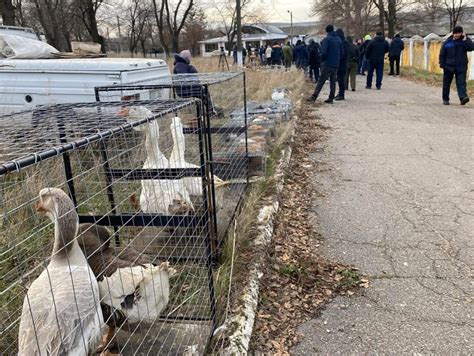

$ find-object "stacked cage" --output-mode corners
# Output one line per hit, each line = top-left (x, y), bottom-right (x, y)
(95, 71), (249, 250)
(0, 99), (218, 354)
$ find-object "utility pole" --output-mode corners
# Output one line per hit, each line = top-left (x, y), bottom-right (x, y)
(287, 10), (293, 45)
(236, 0), (243, 66)
(117, 15), (123, 54)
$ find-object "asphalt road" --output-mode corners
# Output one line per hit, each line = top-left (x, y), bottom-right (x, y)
(292, 75), (474, 354)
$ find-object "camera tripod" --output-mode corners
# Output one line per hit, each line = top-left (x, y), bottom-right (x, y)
(218, 50), (230, 71)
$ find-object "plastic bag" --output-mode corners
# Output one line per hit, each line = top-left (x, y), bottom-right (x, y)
(1, 35), (59, 59)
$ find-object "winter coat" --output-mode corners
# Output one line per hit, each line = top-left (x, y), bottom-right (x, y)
(439, 35), (474, 72)
(347, 42), (360, 63)
(336, 29), (349, 70)
(320, 31), (343, 69)
(293, 44), (309, 67)
(173, 54), (200, 98)
(265, 46), (272, 59)
(283, 45), (293, 62)
(308, 42), (321, 67)
(271, 45), (283, 62)
(360, 40), (370, 58)
(389, 37), (405, 57)
(365, 35), (389, 64)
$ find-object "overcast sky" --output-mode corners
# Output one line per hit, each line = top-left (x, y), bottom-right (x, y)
(268, 1), (313, 23)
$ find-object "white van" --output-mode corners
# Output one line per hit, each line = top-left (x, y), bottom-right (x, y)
(0, 58), (172, 114)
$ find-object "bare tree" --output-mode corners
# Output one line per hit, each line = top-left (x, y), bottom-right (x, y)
(417, 0), (444, 22)
(372, 0), (411, 37)
(312, 0), (376, 37)
(151, 0), (194, 55)
(443, 0), (466, 29)
(72, 0), (106, 52)
(124, 0), (151, 56)
(182, 6), (206, 54)
(1, 0), (16, 25)
(32, 0), (74, 51)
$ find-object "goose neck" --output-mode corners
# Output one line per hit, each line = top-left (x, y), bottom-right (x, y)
(51, 203), (79, 260)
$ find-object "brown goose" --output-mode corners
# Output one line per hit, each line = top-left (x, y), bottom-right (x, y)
(77, 223), (175, 353)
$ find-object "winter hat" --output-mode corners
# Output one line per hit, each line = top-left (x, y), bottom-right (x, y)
(376, 31), (383, 36)
(179, 50), (192, 63)
(325, 24), (334, 33)
(347, 36), (353, 43)
(453, 26), (463, 34)
(336, 28), (345, 40)
(395, 33), (401, 38)
(364, 34), (372, 41)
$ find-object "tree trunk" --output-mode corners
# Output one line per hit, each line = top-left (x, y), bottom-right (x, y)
(171, 34), (179, 53)
(1, 0), (16, 25)
(84, 1), (106, 52)
(378, 0), (385, 34)
(387, 0), (396, 37)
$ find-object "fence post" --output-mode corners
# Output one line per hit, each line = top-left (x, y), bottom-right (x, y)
(409, 38), (414, 67)
(470, 52), (474, 80)
(423, 38), (429, 70)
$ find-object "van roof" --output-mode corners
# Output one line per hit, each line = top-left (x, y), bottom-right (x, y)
(0, 57), (168, 72)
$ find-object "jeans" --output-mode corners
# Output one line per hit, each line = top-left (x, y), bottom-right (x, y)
(361, 58), (369, 74)
(367, 62), (384, 88)
(389, 55), (400, 75)
(345, 61), (358, 90)
(442, 69), (467, 102)
(337, 68), (347, 97)
(309, 65), (320, 82)
(312, 65), (337, 100)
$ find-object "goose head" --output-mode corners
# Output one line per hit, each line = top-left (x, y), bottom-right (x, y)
(118, 106), (155, 132)
(36, 188), (79, 257)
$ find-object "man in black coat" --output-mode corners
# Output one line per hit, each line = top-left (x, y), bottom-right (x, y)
(307, 24), (343, 104)
(345, 36), (360, 91)
(389, 33), (404, 76)
(365, 31), (389, 90)
(308, 39), (321, 82)
(335, 28), (349, 100)
(439, 26), (474, 105)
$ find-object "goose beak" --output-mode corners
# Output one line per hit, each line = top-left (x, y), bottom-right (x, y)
(117, 107), (130, 117)
(35, 200), (46, 214)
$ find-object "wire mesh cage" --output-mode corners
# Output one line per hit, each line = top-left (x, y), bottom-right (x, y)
(95, 71), (250, 249)
(0, 99), (221, 355)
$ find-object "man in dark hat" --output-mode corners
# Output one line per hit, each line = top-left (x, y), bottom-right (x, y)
(388, 33), (404, 76)
(307, 24), (343, 104)
(439, 26), (474, 105)
(365, 31), (389, 90)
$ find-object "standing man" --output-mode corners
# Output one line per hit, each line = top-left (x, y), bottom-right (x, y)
(283, 42), (293, 70)
(294, 40), (309, 71)
(365, 31), (389, 90)
(308, 39), (321, 82)
(307, 24), (343, 104)
(389, 33), (404, 76)
(439, 26), (474, 105)
(265, 44), (273, 66)
(335, 29), (349, 100)
(360, 34), (372, 75)
(345, 36), (360, 92)
(271, 41), (283, 66)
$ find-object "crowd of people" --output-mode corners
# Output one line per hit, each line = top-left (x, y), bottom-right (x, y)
(306, 24), (473, 105)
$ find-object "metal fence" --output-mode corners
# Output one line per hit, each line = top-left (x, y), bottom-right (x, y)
(0, 99), (229, 354)
(95, 72), (251, 251)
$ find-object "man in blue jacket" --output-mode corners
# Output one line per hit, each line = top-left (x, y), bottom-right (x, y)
(388, 33), (404, 76)
(335, 28), (349, 100)
(308, 24), (343, 104)
(439, 26), (474, 105)
(365, 31), (389, 90)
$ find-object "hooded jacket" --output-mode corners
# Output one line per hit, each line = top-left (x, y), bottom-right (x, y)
(439, 35), (474, 71)
(336, 29), (349, 70)
(308, 41), (321, 66)
(271, 44), (283, 62)
(389, 36), (405, 57)
(320, 31), (343, 69)
(293, 43), (309, 67)
(283, 44), (293, 62)
(173, 54), (200, 98)
(365, 35), (389, 64)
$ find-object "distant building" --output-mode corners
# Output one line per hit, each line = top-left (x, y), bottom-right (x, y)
(199, 24), (289, 57)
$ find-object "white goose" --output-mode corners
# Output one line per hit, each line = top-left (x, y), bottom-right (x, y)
(119, 106), (194, 215)
(169, 116), (229, 197)
(77, 224), (176, 352)
(18, 188), (104, 356)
